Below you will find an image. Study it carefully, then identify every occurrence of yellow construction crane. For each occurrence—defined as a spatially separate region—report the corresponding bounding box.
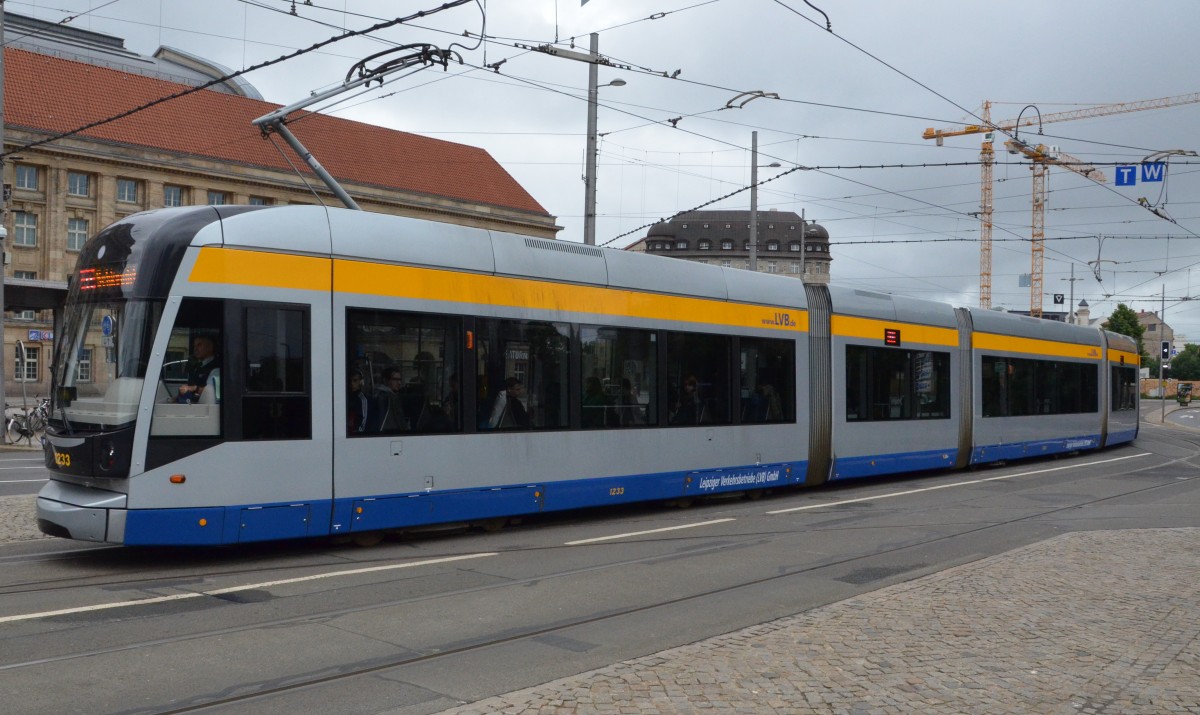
[922,92,1200,312]
[1003,140,1105,317]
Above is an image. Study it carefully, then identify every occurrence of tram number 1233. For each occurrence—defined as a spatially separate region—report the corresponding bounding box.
[53,451,71,468]
[609,487,625,496]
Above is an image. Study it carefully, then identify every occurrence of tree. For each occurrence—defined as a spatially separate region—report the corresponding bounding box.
[1168,344,1200,381]
[1102,303,1147,364]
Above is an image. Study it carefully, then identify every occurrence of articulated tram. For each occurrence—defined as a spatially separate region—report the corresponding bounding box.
[36,206,1140,546]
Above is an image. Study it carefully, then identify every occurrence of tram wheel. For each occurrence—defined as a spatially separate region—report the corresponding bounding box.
[476,518,508,532]
[351,531,386,547]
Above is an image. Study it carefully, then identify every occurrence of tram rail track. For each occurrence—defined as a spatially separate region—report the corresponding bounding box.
[0,441,1194,714]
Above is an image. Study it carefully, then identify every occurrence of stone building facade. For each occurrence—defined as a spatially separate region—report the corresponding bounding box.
[1,13,557,401]
[628,209,832,284]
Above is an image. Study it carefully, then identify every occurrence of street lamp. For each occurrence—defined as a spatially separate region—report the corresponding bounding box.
[582,32,625,245]
[748,130,781,272]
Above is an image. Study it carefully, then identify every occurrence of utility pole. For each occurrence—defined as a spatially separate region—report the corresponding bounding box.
[798,208,806,280]
[0,1,8,415]
[1161,285,1166,424]
[583,33,599,246]
[515,36,628,245]
[1062,264,1082,324]
[749,131,758,272]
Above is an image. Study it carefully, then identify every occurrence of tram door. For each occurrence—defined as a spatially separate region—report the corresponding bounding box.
[148,298,324,536]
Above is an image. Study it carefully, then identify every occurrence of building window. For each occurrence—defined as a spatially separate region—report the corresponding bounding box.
[721,240,733,250]
[789,242,801,252]
[767,261,778,273]
[789,261,801,274]
[14,345,39,382]
[164,185,185,207]
[13,211,38,246]
[67,171,91,197]
[116,178,139,203]
[13,273,35,320]
[248,196,272,206]
[768,224,775,229]
[15,165,39,190]
[207,190,227,205]
[681,223,688,229]
[702,223,709,229]
[1147,324,1157,332]
[67,217,89,251]
[725,224,731,229]
[76,347,93,383]
[743,241,750,250]
[721,259,732,268]
[789,225,796,230]
[698,240,711,250]
[675,241,688,250]
[767,241,780,251]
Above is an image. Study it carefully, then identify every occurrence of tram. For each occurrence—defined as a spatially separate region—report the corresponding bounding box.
[36,206,1140,546]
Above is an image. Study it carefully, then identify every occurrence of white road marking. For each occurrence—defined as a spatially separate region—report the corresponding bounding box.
[767,452,1153,515]
[565,518,736,545]
[0,552,497,625]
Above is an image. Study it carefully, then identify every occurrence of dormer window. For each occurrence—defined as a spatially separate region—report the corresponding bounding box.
[699,240,712,250]
[767,241,780,251]
[676,241,688,250]
[721,240,733,250]
[789,242,801,252]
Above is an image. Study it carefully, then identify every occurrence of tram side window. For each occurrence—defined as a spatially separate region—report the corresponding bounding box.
[476,318,569,430]
[1111,365,1138,411]
[346,309,462,435]
[475,319,568,429]
[666,332,732,426]
[981,356,1097,417]
[580,326,657,428]
[845,345,950,422]
[740,338,796,423]
[150,298,223,438]
[243,306,310,440]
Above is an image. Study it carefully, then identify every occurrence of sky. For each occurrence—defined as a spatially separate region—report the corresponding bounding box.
[13,0,1200,336]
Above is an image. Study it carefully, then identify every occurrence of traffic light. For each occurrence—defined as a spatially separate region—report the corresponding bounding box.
[1162,340,1171,360]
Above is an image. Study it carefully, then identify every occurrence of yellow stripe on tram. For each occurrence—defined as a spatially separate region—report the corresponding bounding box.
[1109,349,1139,365]
[189,247,332,292]
[190,247,809,334]
[973,332,1102,360]
[831,315,958,347]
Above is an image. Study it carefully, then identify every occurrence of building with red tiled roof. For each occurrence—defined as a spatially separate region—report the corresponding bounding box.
[0,13,558,399]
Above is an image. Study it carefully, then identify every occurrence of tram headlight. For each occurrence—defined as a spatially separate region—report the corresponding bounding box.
[97,439,118,472]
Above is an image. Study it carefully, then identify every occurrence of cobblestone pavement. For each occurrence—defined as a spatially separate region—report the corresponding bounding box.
[0,495,51,543]
[437,529,1200,715]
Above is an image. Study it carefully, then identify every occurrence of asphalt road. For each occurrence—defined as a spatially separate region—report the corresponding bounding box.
[1,422,1197,715]
[0,449,47,497]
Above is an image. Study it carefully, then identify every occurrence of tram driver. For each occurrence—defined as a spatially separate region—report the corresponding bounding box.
[176,334,221,404]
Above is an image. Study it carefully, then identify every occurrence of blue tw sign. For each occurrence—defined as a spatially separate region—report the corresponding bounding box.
[1115,162,1166,186]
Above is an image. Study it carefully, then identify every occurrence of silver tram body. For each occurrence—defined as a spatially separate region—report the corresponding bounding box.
[36,206,1140,546]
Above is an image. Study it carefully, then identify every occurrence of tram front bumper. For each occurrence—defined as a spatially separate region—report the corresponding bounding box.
[36,480,127,543]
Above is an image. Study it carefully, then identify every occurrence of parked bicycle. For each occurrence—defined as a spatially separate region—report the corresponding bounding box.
[6,397,49,446]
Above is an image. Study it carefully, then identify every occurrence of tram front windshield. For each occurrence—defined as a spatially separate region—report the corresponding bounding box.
[53,297,164,432]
